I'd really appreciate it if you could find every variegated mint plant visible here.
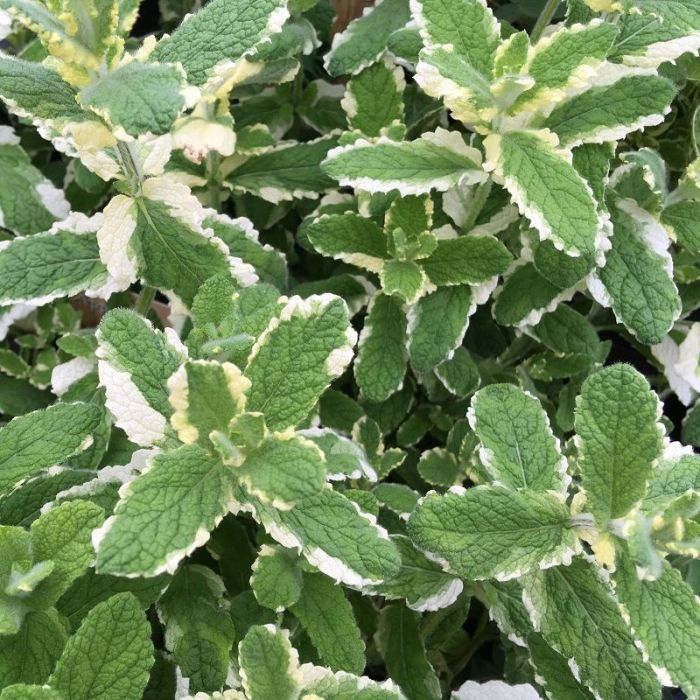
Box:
[0,0,699,698]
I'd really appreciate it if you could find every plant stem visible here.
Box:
[116,141,142,194]
[134,285,156,316]
[462,180,492,232]
[531,0,561,42]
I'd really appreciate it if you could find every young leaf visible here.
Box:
[408,486,579,581]
[291,571,365,674]
[324,0,411,76]
[93,444,235,577]
[167,359,249,447]
[377,603,441,700]
[244,294,356,431]
[299,664,403,698]
[49,593,153,700]
[238,625,300,700]
[468,383,568,494]
[355,293,408,402]
[323,128,486,196]
[97,309,186,447]
[485,129,602,259]
[0,402,102,493]
[575,364,663,525]
[522,557,661,700]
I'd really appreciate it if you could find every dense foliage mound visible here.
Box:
[0,0,699,698]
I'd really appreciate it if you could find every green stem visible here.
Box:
[461,180,492,232]
[206,151,222,213]
[134,286,156,316]
[531,0,561,43]
[116,142,142,194]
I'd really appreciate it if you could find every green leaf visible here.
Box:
[94,444,234,576]
[355,293,408,402]
[29,500,104,607]
[204,213,288,290]
[251,486,401,587]
[575,364,663,524]
[0,55,85,127]
[613,550,700,696]
[408,486,578,580]
[323,128,486,195]
[228,137,338,203]
[238,625,300,700]
[642,452,700,514]
[251,545,302,611]
[97,309,185,447]
[415,46,495,129]
[244,294,355,431]
[0,137,69,235]
[158,564,235,693]
[237,434,326,508]
[167,359,249,447]
[531,304,600,358]
[369,535,462,611]
[291,571,365,674]
[468,383,568,494]
[79,62,185,137]
[543,75,676,148]
[0,226,114,307]
[0,608,67,686]
[407,285,473,373]
[662,199,700,254]
[0,402,102,493]
[435,346,479,398]
[324,0,411,76]
[377,603,441,700]
[49,593,153,700]
[526,632,596,700]
[493,263,573,328]
[151,0,289,86]
[0,685,62,700]
[343,56,405,135]
[485,129,602,259]
[419,234,512,287]
[130,182,241,307]
[589,199,680,344]
[380,260,429,303]
[297,428,376,481]
[512,21,618,113]
[411,0,501,76]
[299,664,403,698]
[56,569,168,629]
[522,557,661,700]
[306,212,389,273]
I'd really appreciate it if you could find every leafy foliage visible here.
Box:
[0,0,699,698]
